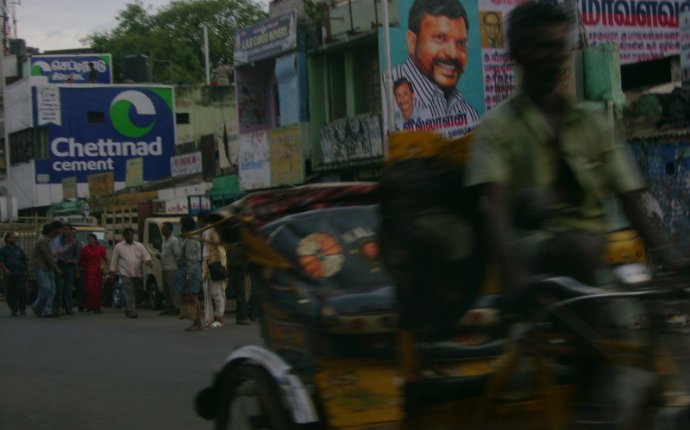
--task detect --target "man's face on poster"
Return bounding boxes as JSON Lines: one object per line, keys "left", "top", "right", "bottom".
{"left": 394, "top": 82, "right": 415, "bottom": 120}
{"left": 484, "top": 13, "right": 501, "bottom": 44}
{"left": 407, "top": 13, "right": 468, "bottom": 91}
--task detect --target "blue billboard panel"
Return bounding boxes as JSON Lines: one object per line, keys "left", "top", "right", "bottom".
{"left": 31, "top": 54, "right": 113, "bottom": 84}
{"left": 33, "top": 86, "right": 175, "bottom": 184}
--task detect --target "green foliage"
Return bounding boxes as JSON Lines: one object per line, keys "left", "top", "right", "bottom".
{"left": 83, "top": 0, "right": 267, "bottom": 84}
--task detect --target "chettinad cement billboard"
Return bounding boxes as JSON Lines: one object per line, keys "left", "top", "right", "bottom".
{"left": 31, "top": 54, "right": 113, "bottom": 84}
{"left": 32, "top": 85, "right": 175, "bottom": 184}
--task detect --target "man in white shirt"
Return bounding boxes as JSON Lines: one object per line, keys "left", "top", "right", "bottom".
{"left": 109, "top": 227, "right": 152, "bottom": 318}
{"left": 159, "top": 222, "right": 181, "bottom": 315}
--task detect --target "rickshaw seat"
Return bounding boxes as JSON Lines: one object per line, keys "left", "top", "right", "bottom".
{"left": 404, "top": 374, "right": 492, "bottom": 409}
{"left": 323, "top": 286, "right": 396, "bottom": 315}
{"left": 418, "top": 339, "right": 505, "bottom": 361}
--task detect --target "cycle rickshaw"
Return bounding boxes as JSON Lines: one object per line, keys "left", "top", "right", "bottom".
{"left": 195, "top": 132, "right": 690, "bottom": 429}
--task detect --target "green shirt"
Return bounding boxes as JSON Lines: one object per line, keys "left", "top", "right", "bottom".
{"left": 465, "top": 92, "right": 644, "bottom": 234}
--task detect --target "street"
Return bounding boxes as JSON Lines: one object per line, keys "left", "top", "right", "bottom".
{"left": 0, "top": 305, "right": 261, "bottom": 430}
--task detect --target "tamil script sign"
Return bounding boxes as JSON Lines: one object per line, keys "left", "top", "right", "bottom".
{"left": 33, "top": 85, "right": 176, "bottom": 184}
{"left": 580, "top": 0, "right": 690, "bottom": 63}
{"left": 234, "top": 11, "right": 297, "bottom": 65}
{"left": 31, "top": 54, "right": 113, "bottom": 84}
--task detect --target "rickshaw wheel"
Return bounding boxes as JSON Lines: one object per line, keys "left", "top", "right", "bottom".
{"left": 215, "top": 364, "right": 294, "bottom": 430}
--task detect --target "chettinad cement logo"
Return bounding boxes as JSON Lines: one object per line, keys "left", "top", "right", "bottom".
{"left": 40, "top": 86, "right": 175, "bottom": 183}
{"left": 110, "top": 90, "right": 156, "bottom": 138}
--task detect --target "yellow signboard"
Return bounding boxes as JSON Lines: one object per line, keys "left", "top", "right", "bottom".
{"left": 88, "top": 172, "right": 114, "bottom": 197}
{"left": 62, "top": 177, "right": 77, "bottom": 199}
{"left": 125, "top": 157, "right": 144, "bottom": 188}
{"left": 269, "top": 124, "right": 304, "bottom": 187}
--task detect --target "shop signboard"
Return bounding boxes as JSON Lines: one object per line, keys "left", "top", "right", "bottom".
{"left": 33, "top": 85, "right": 176, "bottom": 185}
{"left": 234, "top": 11, "right": 297, "bottom": 65}
{"left": 171, "top": 151, "right": 203, "bottom": 177}
{"left": 31, "top": 54, "right": 114, "bottom": 84}
{"left": 153, "top": 196, "right": 211, "bottom": 215}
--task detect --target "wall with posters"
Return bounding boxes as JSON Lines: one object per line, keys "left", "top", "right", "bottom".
{"left": 234, "top": 10, "right": 309, "bottom": 190}
{"left": 239, "top": 123, "right": 305, "bottom": 190}
{"left": 32, "top": 85, "right": 176, "bottom": 185}
{"left": 30, "top": 54, "right": 113, "bottom": 84}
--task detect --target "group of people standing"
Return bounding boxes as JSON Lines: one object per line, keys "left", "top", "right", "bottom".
{"left": 0, "top": 220, "right": 108, "bottom": 318}
{"left": 2, "top": 212, "right": 252, "bottom": 331}
{"left": 154, "top": 212, "right": 252, "bottom": 332}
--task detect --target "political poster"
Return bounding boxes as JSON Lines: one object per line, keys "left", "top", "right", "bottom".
{"left": 381, "top": 0, "right": 486, "bottom": 138}
{"left": 239, "top": 131, "right": 270, "bottom": 190}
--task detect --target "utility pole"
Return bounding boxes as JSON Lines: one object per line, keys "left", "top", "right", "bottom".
{"left": 203, "top": 25, "right": 210, "bottom": 85}
{"left": 0, "top": 0, "right": 11, "bottom": 220}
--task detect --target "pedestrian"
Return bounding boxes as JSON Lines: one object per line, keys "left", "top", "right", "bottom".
{"left": 108, "top": 227, "right": 152, "bottom": 319}
{"left": 31, "top": 223, "right": 62, "bottom": 317}
{"left": 0, "top": 232, "right": 28, "bottom": 316}
{"left": 228, "top": 242, "right": 251, "bottom": 325}
{"left": 198, "top": 211, "right": 228, "bottom": 328}
{"left": 56, "top": 225, "right": 81, "bottom": 315}
{"left": 159, "top": 221, "right": 181, "bottom": 315}
{"left": 79, "top": 233, "right": 107, "bottom": 313}
{"left": 174, "top": 216, "right": 203, "bottom": 331}
{"left": 49, "top": 220, "right": 66, "bottom": 314}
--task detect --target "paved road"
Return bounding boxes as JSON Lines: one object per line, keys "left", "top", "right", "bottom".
{"left": 0, "top": 305, "right": 261, "bottom": 430}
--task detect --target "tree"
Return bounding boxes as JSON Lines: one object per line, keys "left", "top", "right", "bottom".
{"left": 84, "top": 0, "right": 267, "bottom": 84}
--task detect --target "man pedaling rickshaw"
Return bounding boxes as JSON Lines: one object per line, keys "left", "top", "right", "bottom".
{"left": 461, "top": 1, "right": 688, "bottom": 426}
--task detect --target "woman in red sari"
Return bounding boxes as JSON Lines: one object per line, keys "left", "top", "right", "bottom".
{"left": 78, "top": 234, "right": 107, "bottom": 313}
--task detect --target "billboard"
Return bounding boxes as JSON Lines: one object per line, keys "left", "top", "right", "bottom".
{"left": 33, "top": 85, "right": 176, "bottom": 184}
{"left": 381, "top": 0, "right": 690, "bottom": 138}
{"left": 31, "top": 54, "right": 114, "bottom": 84}
{"left": 381, "top": 0, "right": 487, "bottom": 138}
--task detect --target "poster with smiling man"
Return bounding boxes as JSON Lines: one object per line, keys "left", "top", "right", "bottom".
{"left": 382, "top": 0, "right": 485, "bottom": 138}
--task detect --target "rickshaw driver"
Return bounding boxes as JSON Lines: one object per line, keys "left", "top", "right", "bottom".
{"left": 464, "top": 1, "right": 683, "bottom": 297}
{"left": 464, "top": 2, "right": 687, "bottom": 426}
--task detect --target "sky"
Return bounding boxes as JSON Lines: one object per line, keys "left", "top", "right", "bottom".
{"left": 14, "top": 0, "right": 173, "bottom": 52}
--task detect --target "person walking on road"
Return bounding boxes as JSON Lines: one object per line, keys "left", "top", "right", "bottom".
{"left": 49, "top": 220, "right": 66, "bottom": 314}
{"left": 31, "top": 224, "right": 62, "bottom": 317}
{"left": 79, "top": 233, "right": 107, "bottom": 313}
{"left": 159, "top": 222, "right": 181, "bottom": 315}
{"left": 174, "top": 216, "right": 203, "bottom": 331}
{"left": 198, "top": 211, "right": 228, "bottom": 328}
{"left": 56, "top": 225, "right": 81, "bottom": 315}
{"left": 109, "top": 228, "right": 152, "bottom": 319}
{"left": 0, "top": 232, "right": 28, "bottom": 316}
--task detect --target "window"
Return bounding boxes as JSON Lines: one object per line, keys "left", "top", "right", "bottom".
{"left": 176, "top": 113, "right": 190, "bottom": 124}
{"left": 328, "top": 54, "right": 347, "bottom": 120}
{"left": 9, "top": 128, "right": 48, "bottom": 163}
{"left": 88, "top": 112, "right": 105, "bottom": 123}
